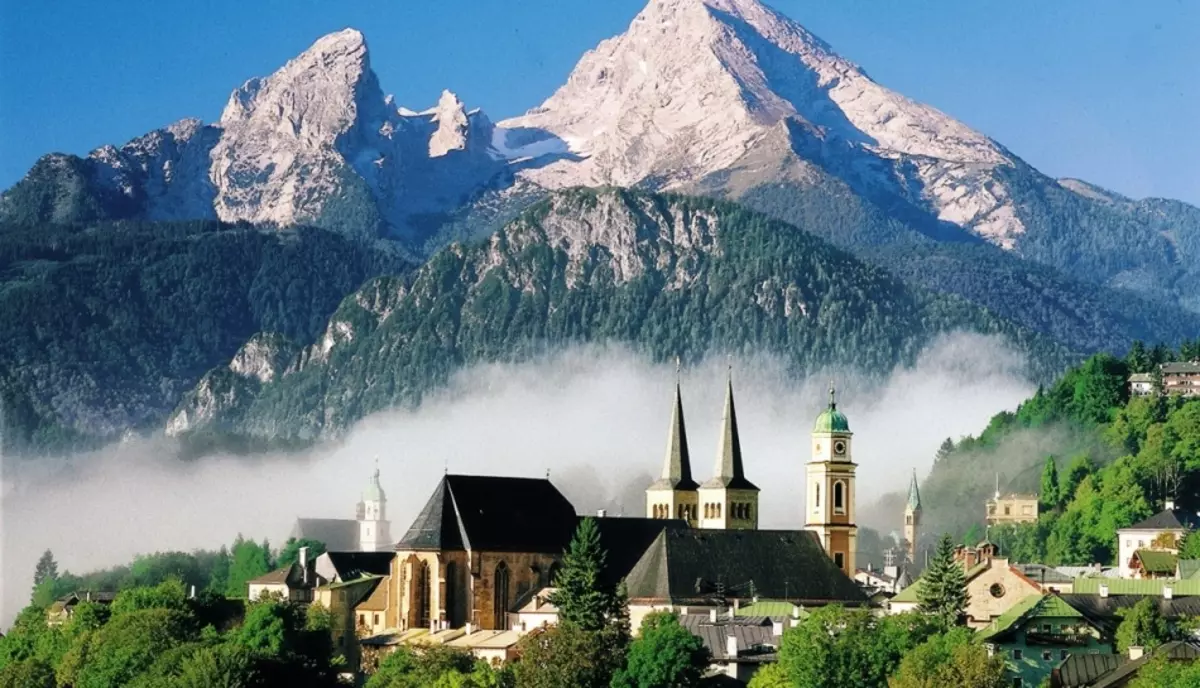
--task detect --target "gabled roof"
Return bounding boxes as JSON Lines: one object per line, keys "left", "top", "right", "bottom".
{"left": 324, "top": 551, "right": 393, "bottom": 582}
{"left": 1121, "top": 508, "right": 1200, "bottom": 532}
{"left": 648, "top": 383, "right": 699, "bottom": 491}
{"left": 680, "top": 614, "right": 780, "bottom": 662}
{"left": 1133, "top": 549, "right": 1179, "bottom": 575}
{"left": 978, "top": 593, "right": 1091, "bottom": 642}
{"left": 591, "top": 517, "right": 687, "bottom": 589}
{"left": 396, "top": 474, "right": 577, "bottom": 553}
{"left": 1162, "top": 362, "right": 1200, "bottom": 374}
{"left": 701, "top": 379, "right": 758, "bottom": 491}
{"left": 1179, "top": 559, "right": 1200, "bottom": 580}
{"left": 1055, "top": 653, "right": 1124, "bottom": 688}
{"left": 291, "top": 518, "right": 359, "bottom": 552}
{"left": 623, "top": 529, "right": 865, "bottom": 606}
{"left": 890, "top": 560, "right": 992, "bottom": 603}
{"left": 249, "top": 561, "right": 320, "bottom": 589}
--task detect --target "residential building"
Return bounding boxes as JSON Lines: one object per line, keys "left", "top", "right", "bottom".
{"left": 890, "top": 550, "right": 1045, "bottom": 628}
{"left": 1115, "top": 504, "right": 1200, "bottom": 578}
{"left": 1130, "top": 549, "right": 1179, "bottom": 579}
{"left": 1128, "top": 372, "right": 1154, "bottom": 397}
{"left": 314, "top": 550, "right": 393, "bottom": 586}
{"left": 987, "top": 493, "right": 1039, "bottom": 525}
{"left": 508, "top": 586, "right": 559, "bottom": 631}
{"left": 680, "top": 611, "right": 789, "bottom": 684}
{"left": 247, "top": 546, "right": 320, "bottom": 602}
{"left": 1015, "top": 564, "right": 1076, "bottom": 593}
{"left": 1052, "top": 653, "right": 1124, "bottom": 688}
{"left": 979, "top": 594, "right": 1113, "bottom": 688}
{"left": 1084, "top": 640, "right": 1200, "bottom": 687}
{"left": 1162, "top": 361, "right": 1200, "bottom": 397}
{"left": 46, "top": 591, "right": 116, "bottom": 625}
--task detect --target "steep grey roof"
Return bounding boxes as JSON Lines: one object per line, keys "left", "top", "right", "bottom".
{"left": 1123, "top": 508, "right": 1200, "bottom": 531}
{"left": 679, "top": 614, "right": 779, "bottom": 662}
{"left": 590, "top": 516, "right": 688, "bottom": 589}
{"left": 1054, "top": 653, "right": 1123, "bottom": 688}
{"left": 701, "top": 379, "right": 758, "bottom": 491}
{"left": 291, "top": 518, "right": 359, "bottom": 552}
{"left": 1015, "top": 563, "right": 1074, "bottom": 585}
{"left": 396, "top": 474, "right": 577, "bottom": 553}
{"left": 624, "top": 529, "right": 866, "bottom": 606}
{"left": 323, "top": 551, "right": 393, "bottom": 582}
{"left": 648, "top": 383, "right": 699, "bottom": 491}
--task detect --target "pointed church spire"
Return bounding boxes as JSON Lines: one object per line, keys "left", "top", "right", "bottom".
{"left": 907, "top": 469, "right": 922, "bottom": 512}
{"left": 652, "top": 376, "right": 698, "bottom": 490}
{"left": 703, "top": 373, "right": 758, "bottom": 491}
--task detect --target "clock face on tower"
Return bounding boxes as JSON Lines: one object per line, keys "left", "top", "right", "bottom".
{"left": 833, "top": 440, "right": 846, "bottom": 457}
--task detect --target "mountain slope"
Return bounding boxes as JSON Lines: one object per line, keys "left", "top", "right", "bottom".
{"left": 167, "top": 188, "right": 1072, "bottom": 441}
{"left": 0, "top": 220, "right": 411, "bottom": 455}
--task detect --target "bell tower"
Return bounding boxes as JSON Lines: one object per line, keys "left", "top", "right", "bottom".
{"left": 358, "top": 462, "right": 391, "bottom": 552}
{"left": 646, "top": 372, "right": 700, "bottom": 526}
{"left": 697, "top": 373, "right": 759, "bottom": 530}
{"left": 805, "top": 383, "right": 857, "bottom": 576}
{"left": 904, "top": 469, "right": 922, "bottom": 564}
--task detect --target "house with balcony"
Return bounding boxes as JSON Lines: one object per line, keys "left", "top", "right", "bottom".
{"left": 979, "top": 593, "right": 1113, "bottom": 688}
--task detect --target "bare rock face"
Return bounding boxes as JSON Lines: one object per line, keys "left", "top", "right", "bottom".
{"left": 498, "top": 0, "right": 1023, "bottom": 246}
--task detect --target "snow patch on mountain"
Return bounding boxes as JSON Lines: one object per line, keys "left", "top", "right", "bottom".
{"left": 498, "top": 0, "right": 1024, "bottom": 246}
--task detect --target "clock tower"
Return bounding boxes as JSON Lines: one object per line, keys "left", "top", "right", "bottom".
{"left": 804, "top": 384, "right": 858, "bottom": 577}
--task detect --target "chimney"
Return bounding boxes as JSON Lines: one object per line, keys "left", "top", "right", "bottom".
{"left": 727, "top": 605, "right": 734, "bottom": 620}
{"left": 597, "top": 509, "right": 607, "bottom": 518}
{"left": 300, "top": 547, "right": 309, "bottom": 585}
{"left": 791, "top": 605, "right": 801, "bottom": 620}
{"left": 1129, "top": 646, "right": 1145, "bottom": 660}
{"left": 1164, "top": 585, "right": 1174, "bottom": 600}
{"left": 1166, "top": 500, "right": 1176, "bottom": 511}
{"left": 772, "top": 620, "right": 784, "bottom": 637}
{"left": 189, "top": 585, "right": 196, "bottom": 599}
{"left": 1100, "top": 584, "right": 1109, "bottom": 598}
{"left": 465, "top": 622, "right": 474, "bottom": 635}
{"left": 726, "top": 634, "right": 739, "bottom": 659}
{"left": 710, "top": 608, "right": 718, "bottom": 623}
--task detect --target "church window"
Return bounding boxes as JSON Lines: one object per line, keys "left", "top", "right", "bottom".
{"left": 834, "top": 552, "right": 845, "bottom": 569}
{"left": 416, "top": 561, "right": 431, "bottom": 629}
{"left": 717, "top": 503, "right": 722, "bottom": 519}
{"left": 905, "top": 515, "right": 912, "bottom": 526}
{"left": 374, "top": 613, "right": 380, "bottom": 626}
{"left": 746, "top": 504, "right": 752, "bottom": 520}
{"left": 834, "top": 481, "right": 845, "bottom": 514}
{"left": 815, "top": 483, "right": 821, "bottom": 509}
{"left": 494, "top": 561, "right": 511, "bottom": 630}
{"left": 446, "top": 562, "right": 459, "bottom": 627}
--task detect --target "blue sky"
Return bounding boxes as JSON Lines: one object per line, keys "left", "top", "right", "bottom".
{"left": 1, "top": 0, "right": 1196, "bottom": 204}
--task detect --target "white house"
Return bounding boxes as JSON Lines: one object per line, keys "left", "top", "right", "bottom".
{"left": 1116, "top": 504, "right": 1200, "bottom": 578}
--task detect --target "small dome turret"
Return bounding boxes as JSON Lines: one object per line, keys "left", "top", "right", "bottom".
{"left": 813, "top": 383, "right": 850, "bottom": 433}
{"left": 363, "top": 465, "right": 385, "bottom": 502}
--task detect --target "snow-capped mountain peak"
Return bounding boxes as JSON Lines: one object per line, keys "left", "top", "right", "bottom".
{"left": 500, "top": 0, "right": 1021, "bottom": 244}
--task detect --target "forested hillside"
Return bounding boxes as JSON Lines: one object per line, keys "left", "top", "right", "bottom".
{"left": 0, "top": 220, "right": 411, "bottom": 456}
{"left": 918, "top": 340, "right": 1200, "bottom": 566}
{"left": 169, "top": 187, "right": 1074, "bottom": 444}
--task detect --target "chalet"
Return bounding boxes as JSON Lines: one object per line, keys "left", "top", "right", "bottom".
{"left": 979, "top": 594, "right": 1112, "bottom": 688}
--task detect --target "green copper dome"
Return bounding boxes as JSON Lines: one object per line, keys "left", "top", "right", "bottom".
{"left": 813, "top": 383, "right": 851, "bottom": 433}
{"left": 363, "top": 466, "right": 385, "bottom": 502}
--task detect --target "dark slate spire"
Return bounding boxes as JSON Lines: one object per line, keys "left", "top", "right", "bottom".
{"left": 650, "top": 380, "right": 699, "bottom": 490}
{"left": 703, "top": 374, "right": 758, "bottom": 491}
{"left": 907, "top": 470, "right": 922, "bottom": 512}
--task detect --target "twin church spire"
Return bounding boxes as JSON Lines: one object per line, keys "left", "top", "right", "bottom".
{"left": 646, "top": 368, "right": 759, "bottom": 529}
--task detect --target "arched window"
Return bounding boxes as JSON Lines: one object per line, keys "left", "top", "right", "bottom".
{"left": 494, "top": 561, "right": 510, "bottom": 630}
{"left": 815, "top": 483, "right": 821, "bottom": 509}
{"left": 416, "top": 560, "right": 431, "bottom": 629}
{"left": 717, "top": 503, "right": 722, "bottom": 519}
{"left": 445, "top": 562, "right": 459, "bottom": 627}
{"left": 905, "top": 514, "right": 913, "bottom": 526}
{"left": 834, "top": 481, "right": 846, "bottom": 514}
{"left": 745, "top": 503, "right": 753, "bottom": 521}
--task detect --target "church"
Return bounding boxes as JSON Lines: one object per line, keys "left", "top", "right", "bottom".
{"left": 362, "top": 374, "right": 867, "bottom": 633}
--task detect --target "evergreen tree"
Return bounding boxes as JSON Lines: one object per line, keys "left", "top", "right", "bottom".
{"left": 934, "top": 438, "right": 955, "bottom": 463}
{"left": 1040, "top": 457, "right": 1060, "bottom": 510}
{"left": 917, "top": 535, "right": 968, "bottom": 627}
{"left": 225, "top": 535, "right": 273, "bottom": 598}
{"left": 548, "top": 518, "right": 619, "bottom": 631}
{"left": 33, "top": 550, "right": 58, "bottom": 587}
{"left": 1062, "top": 454, "right": 1094, "bottom": 502}
{"left": 1127, "top": 340, "right": 1150, "bottom": 373}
